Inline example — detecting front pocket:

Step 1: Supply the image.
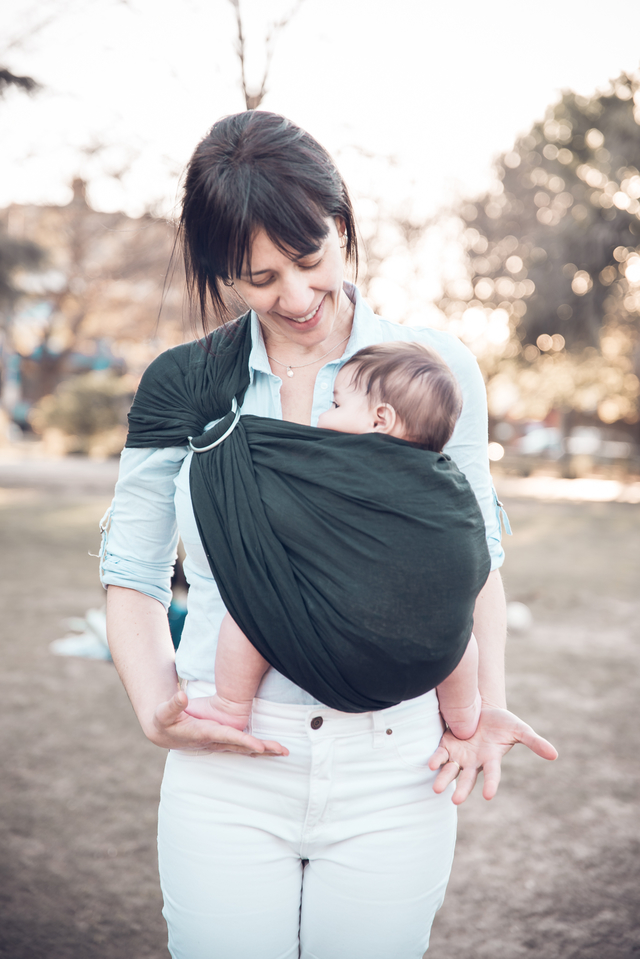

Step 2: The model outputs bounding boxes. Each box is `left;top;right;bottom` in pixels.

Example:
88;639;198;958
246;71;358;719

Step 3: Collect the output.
390;717;444;770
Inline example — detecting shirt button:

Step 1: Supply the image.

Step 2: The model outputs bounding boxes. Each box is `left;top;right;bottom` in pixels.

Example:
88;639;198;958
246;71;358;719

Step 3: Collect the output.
319;381;328;390
310;716;324;730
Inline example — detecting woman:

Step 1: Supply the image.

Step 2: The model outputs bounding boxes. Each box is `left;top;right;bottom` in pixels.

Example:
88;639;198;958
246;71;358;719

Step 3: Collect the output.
102;111;556;959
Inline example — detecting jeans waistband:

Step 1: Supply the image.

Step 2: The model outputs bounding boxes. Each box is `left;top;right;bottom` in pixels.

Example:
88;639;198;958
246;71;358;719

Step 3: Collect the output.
181;678;442;740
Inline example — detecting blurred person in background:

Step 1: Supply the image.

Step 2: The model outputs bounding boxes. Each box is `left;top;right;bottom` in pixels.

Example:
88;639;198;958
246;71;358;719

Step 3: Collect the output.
101;111;556;959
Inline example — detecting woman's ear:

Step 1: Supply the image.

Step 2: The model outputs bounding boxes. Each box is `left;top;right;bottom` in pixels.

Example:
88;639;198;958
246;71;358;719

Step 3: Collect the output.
372;403;398;435
335;217;347;247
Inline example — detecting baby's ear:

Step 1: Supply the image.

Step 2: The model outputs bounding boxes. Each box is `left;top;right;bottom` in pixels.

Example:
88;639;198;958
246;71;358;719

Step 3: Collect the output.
372;403;398;434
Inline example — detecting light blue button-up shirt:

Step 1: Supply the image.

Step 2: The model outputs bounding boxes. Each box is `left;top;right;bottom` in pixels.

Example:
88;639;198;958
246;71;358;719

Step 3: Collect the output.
100;283;505;704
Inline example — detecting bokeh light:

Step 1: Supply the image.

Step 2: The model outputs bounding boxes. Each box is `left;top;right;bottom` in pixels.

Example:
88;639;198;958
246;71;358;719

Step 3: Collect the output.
571;271;593;295
585;128;605;149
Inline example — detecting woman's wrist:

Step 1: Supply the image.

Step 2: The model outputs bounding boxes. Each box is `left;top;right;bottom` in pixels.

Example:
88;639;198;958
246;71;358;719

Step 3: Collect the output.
473;570;507;710
480;696;507;711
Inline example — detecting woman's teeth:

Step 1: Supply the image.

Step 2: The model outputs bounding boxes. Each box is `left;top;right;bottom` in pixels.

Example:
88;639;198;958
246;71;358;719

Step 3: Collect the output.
289;303;320;323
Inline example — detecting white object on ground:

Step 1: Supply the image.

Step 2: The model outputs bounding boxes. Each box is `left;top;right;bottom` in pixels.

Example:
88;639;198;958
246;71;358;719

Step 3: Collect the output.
493;476;640;503
507;601;533;633
50;607;111;661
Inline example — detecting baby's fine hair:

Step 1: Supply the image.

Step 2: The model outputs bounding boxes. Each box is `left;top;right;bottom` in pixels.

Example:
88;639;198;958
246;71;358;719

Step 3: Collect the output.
343;341;463;452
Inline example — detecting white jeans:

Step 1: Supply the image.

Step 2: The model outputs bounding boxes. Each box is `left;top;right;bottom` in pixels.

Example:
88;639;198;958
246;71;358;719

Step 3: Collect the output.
158;685;457;959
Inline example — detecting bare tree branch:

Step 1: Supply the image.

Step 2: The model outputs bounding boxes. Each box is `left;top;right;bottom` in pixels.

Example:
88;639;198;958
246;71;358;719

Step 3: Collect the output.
228;0;306;110
0;67;40;98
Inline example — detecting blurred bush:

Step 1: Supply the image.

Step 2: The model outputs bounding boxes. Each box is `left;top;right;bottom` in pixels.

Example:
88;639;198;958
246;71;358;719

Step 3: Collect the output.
29;371;134;458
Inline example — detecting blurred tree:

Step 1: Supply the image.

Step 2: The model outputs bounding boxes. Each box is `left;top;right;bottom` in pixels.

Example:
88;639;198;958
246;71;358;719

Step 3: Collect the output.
0;67;39;97
0;232;42;313
29;369;134;457
0;66;43;315
440;72;640;432
1;179;186;405
354;193;441;327
228;0;306;110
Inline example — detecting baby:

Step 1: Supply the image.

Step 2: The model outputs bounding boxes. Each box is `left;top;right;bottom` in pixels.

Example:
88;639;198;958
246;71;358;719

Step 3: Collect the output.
186;341;482;740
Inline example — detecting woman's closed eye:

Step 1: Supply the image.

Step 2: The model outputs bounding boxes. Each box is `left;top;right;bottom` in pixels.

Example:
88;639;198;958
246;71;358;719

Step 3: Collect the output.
242;257;322;287
248;274;275;288
298;256;323;271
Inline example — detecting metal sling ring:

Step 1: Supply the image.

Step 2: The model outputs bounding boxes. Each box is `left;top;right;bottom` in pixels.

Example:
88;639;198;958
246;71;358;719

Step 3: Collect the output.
188;397;241;452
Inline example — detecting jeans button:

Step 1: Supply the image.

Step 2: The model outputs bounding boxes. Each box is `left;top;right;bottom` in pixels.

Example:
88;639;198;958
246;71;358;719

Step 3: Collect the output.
310;716;323;730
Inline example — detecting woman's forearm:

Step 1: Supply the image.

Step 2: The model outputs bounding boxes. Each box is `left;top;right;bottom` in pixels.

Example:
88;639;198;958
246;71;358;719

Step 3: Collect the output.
106;585;179;738
472;569;507;709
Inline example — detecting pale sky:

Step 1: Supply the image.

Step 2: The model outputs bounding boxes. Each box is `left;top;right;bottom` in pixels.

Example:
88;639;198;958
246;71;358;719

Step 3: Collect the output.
2;0;640;315
3;0;640;213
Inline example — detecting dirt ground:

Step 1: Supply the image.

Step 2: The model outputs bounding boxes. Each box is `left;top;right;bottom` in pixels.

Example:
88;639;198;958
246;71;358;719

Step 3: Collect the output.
0;460;638;959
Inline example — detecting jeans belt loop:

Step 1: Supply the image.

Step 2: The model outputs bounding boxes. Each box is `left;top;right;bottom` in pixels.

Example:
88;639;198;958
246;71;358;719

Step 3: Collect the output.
372;709;387;749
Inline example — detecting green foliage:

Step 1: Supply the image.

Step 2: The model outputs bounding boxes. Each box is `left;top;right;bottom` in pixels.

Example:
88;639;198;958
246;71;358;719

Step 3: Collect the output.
30;371;133;439
442;72;640;426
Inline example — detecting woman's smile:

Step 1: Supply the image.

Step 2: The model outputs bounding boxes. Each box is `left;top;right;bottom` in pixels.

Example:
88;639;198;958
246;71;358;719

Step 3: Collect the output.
280;299;324;324
275;295;325;329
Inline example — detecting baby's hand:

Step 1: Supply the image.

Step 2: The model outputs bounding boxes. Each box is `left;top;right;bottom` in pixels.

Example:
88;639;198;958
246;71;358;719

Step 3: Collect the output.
185;693;251;732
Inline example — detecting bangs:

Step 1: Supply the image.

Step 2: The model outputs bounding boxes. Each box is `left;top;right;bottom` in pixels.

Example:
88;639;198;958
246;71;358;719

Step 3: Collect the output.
218;171;332;281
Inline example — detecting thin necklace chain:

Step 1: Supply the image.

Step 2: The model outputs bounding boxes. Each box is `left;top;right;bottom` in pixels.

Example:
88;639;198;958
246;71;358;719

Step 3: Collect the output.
267;332;351;377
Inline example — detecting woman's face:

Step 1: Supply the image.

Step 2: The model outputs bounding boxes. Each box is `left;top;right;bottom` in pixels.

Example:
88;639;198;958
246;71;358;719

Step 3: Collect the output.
231;218;353;350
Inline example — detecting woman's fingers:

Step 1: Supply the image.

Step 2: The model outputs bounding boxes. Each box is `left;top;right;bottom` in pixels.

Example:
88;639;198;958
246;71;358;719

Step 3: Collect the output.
187;724;286;755
452;766;479;805
428;707;558;805
432;763;457;794
234;734;289;756
516;723;559;761
248;738;289;757
155;689;189;727
480;757;502;801
428;744;452;772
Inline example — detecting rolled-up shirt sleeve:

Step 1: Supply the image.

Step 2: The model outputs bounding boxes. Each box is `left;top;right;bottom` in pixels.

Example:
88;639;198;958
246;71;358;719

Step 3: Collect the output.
440;337;505;571
99;446;188;608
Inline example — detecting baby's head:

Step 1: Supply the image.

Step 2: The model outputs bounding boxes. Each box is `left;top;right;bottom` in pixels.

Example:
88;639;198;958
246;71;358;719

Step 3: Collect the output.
317;341;462;452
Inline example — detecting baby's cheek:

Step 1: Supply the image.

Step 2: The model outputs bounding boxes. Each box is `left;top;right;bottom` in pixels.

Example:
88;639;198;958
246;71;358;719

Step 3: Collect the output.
317;409;334;429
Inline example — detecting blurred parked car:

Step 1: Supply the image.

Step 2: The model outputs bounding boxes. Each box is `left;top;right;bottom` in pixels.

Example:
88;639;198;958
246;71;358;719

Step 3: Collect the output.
516;426;564;458
490;421;638;476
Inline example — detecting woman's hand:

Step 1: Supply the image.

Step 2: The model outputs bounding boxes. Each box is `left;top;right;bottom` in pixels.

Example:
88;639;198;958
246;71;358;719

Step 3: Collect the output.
148;690;289;757
429;704;557;805
105;588;288;758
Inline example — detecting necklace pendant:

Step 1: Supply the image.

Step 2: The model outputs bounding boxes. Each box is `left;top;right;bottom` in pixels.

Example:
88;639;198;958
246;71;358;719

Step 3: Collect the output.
286;367;294;378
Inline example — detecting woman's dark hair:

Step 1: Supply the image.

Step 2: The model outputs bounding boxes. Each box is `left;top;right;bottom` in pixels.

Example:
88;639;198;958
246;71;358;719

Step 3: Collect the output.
180;111;358;330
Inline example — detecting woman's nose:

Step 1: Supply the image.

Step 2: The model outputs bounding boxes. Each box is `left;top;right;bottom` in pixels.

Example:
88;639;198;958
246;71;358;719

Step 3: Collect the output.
276;273;315;318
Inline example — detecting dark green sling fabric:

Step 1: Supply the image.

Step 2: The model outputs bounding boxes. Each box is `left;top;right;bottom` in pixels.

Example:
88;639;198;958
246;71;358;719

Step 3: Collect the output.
126;314;491;712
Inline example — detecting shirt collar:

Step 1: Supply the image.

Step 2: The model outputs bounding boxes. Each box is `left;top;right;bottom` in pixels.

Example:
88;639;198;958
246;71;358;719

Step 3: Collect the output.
248;311;272;379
